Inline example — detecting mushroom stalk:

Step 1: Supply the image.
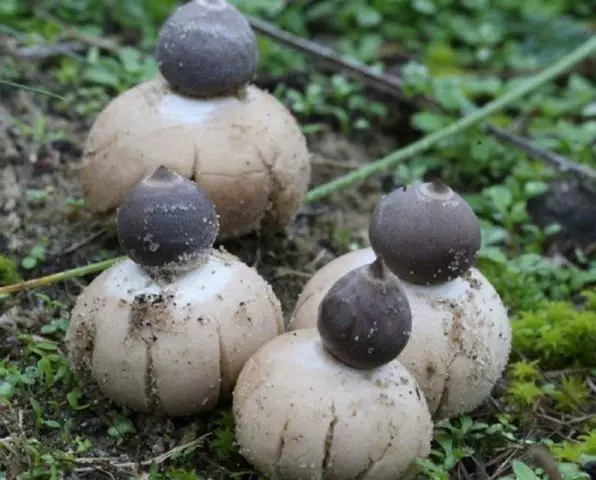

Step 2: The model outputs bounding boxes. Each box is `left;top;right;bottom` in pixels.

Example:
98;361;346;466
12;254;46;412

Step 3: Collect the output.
368;255;390;282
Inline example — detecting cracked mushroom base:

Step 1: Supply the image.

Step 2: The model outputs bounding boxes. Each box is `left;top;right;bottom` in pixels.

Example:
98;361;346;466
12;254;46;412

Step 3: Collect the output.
65;249;284;417
233;329;433;480
289;247;512;420
79;78;311;238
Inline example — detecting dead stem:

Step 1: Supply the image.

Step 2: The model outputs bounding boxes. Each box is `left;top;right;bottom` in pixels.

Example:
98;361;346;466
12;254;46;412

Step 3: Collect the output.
73;435;208;471
247;15;435;111
0;256;125;295
249;16;596;184
55;229;108;257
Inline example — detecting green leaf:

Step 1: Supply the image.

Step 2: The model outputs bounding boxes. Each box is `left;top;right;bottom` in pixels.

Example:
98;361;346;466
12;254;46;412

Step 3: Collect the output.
512;460;540;480
412;0;437;14
479;247;508;264
118;47;142;73
0;0;19;15
21;257;37;269
582;102;596;117
433;77;469;111
108;416;136;438
411;112;450;133
30;245;45;260
524;181;549;197
0;381;14;400
485;185;513;213
471;138;498;163
83;66;121;88
42;419;62;429
67;389;90;410
354;6;381;28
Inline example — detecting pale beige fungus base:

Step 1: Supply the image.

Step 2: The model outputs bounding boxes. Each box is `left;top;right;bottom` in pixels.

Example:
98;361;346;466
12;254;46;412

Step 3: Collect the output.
66;248;284;417
80;77;311;238
233;328;433;480
289;247;512;419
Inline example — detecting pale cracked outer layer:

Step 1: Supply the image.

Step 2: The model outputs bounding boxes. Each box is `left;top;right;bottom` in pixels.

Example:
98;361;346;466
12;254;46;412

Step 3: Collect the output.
80;78;311;238
288;247;512;420
65;249;284;417
233;328;433;480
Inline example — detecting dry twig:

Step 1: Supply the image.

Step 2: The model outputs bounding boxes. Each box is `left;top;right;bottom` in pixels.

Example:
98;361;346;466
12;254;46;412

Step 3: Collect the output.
248;16;596;182
34;11;120;52
247;15;439;111
54;228;108;257
12;42;86;61
73;435;207;473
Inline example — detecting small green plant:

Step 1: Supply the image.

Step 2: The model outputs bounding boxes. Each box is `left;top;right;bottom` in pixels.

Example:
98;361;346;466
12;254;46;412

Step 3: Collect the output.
107;414;137;444
10;116;66;146
477;252;596;313
21;244;47;270
26;189;51;207
552;431;596;464
274;73;388;135
81;46;158;92
417;415;515;479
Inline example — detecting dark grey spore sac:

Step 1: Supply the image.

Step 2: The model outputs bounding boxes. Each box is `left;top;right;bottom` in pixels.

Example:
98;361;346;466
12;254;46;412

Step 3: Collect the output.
116;166;219;268
317;258;412;370
155;0;258;97
369;180;481;285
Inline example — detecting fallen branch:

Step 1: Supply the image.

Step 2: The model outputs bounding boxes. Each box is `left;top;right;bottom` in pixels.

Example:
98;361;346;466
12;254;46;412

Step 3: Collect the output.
35;11;120;52
247;16;439;111
11;41;86;61
305;35;596;202
73;435;207;472
249;16;596;183
484;124;596;181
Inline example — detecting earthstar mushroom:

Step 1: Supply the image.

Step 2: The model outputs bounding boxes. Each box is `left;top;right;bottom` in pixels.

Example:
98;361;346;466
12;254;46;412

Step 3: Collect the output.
80;0;311;238
66;167;284;417
289;181;512;419
233;262;432;480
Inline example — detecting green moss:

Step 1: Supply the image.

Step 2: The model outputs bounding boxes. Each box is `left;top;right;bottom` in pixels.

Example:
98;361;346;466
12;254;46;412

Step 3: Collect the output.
551;430;596;462
511;291;596;370
478;254;595;313
0;254;21;286
505;360;592;414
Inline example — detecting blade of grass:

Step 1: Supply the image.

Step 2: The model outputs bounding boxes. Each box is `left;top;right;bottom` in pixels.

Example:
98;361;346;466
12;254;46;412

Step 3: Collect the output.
0;257;125;295
0;79;65;100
